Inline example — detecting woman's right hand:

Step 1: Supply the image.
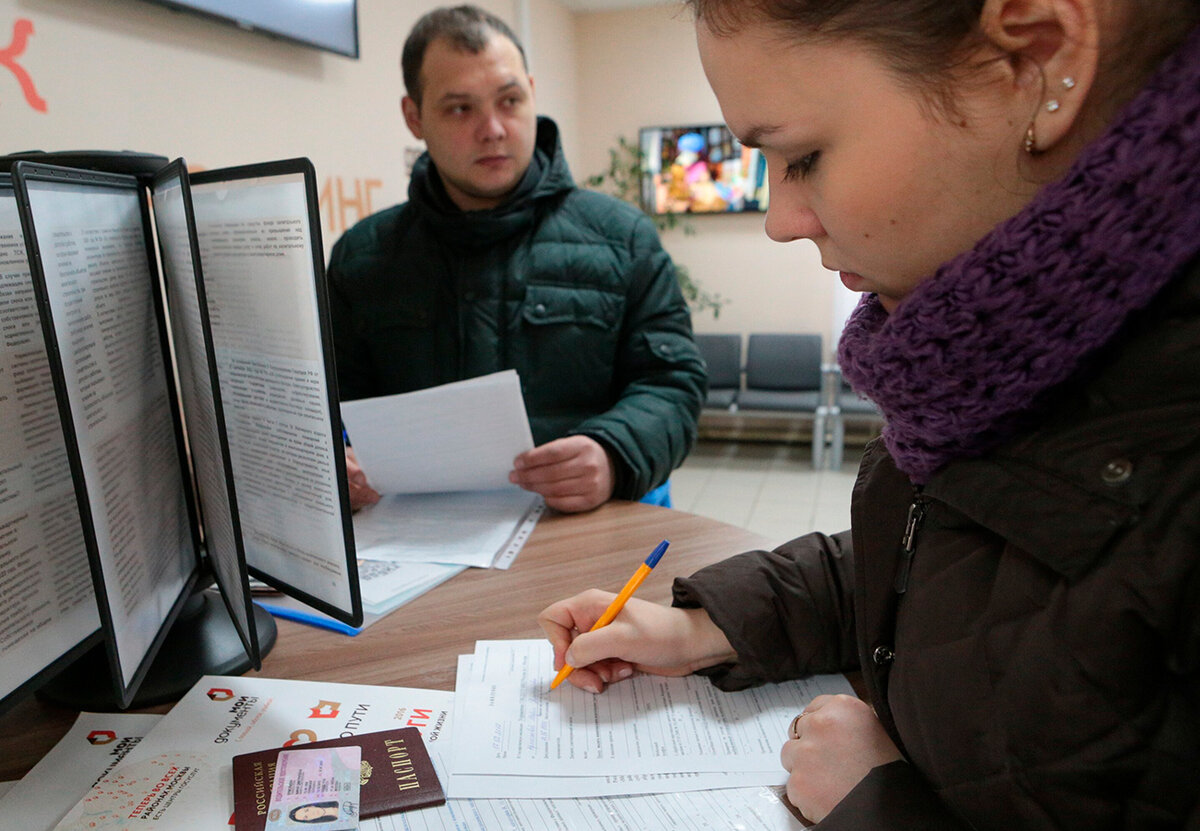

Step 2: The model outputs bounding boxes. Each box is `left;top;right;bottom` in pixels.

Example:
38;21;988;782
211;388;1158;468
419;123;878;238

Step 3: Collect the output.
538;591;737;693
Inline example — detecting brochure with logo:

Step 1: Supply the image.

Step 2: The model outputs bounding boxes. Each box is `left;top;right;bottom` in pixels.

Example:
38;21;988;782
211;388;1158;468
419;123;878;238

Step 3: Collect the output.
51;676;452;831
0;712;162;831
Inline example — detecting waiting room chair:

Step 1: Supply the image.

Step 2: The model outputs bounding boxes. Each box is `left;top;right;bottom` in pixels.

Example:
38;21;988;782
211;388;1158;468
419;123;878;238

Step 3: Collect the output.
694;333;742;410
739;333;824;412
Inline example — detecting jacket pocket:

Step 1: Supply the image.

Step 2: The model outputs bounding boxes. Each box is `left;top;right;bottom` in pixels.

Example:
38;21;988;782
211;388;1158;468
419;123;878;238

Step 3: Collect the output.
521;284;623;331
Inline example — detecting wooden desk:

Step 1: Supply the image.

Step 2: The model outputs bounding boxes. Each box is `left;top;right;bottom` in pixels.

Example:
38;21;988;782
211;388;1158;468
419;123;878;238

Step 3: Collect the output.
0;501;774;783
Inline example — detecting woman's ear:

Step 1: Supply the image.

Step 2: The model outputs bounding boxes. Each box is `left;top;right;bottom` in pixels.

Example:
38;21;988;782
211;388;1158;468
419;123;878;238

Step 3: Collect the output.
979;0;1101;153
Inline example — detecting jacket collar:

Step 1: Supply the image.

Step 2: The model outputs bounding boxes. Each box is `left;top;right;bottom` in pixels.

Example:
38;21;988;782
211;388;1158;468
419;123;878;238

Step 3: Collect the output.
408;116;574;248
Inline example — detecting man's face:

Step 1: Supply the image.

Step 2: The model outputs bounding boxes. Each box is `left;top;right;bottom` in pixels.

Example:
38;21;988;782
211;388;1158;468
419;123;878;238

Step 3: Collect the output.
402;33;537;212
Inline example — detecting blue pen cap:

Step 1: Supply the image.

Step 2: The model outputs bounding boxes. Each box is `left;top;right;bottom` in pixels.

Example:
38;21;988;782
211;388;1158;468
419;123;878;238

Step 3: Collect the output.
644;540;670;568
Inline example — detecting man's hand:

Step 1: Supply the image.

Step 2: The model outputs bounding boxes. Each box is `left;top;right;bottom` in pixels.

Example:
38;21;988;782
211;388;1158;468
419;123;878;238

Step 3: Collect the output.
510;435;615;513
344;446;380;511
781;695;904;823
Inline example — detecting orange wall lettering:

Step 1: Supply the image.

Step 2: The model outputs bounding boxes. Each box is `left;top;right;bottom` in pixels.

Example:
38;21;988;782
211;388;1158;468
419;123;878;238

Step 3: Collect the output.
319;175;384;237
1;17;47;112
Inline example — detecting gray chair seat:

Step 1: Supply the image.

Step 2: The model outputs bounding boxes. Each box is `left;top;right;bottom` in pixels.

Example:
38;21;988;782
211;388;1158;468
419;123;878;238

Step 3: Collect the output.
736;389;824;411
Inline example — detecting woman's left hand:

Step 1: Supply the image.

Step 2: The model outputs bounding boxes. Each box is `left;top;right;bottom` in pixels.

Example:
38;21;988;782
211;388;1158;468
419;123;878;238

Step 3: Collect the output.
781;694;904;823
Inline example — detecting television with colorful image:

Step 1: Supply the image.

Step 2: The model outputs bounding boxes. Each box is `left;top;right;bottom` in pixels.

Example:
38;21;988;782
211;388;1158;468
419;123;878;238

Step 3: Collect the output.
639;124;769;215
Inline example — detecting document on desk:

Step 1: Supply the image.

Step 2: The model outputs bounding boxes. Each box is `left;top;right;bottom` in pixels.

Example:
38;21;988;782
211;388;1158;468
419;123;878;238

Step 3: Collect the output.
0;711;162;831
52;675;454;831
340;371;541;568
450;640;854;782
448;655;786;798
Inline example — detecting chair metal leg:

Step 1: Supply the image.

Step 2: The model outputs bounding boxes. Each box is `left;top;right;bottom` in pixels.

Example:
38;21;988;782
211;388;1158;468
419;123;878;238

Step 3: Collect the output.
812;407;827;469
830;411;845;470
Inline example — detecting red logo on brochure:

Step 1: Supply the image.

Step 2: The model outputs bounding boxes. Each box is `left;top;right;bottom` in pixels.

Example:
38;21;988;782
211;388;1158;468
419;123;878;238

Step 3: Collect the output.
208;688;235;701
308;700;341;719
86;730;117;745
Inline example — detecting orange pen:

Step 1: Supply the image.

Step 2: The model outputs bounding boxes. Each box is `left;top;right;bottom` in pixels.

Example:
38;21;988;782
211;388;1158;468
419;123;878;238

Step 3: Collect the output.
550;540;670;690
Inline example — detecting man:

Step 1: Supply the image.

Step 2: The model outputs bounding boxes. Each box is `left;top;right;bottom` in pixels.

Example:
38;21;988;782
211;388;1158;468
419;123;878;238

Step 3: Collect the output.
328;5;706;514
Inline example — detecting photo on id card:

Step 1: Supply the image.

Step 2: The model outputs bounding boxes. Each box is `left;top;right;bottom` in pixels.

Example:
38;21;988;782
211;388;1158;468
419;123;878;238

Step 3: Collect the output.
264;746;361;830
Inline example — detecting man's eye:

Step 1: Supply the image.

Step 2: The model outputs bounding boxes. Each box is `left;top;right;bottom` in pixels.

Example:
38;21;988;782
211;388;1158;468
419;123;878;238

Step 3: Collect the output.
782;151;820;182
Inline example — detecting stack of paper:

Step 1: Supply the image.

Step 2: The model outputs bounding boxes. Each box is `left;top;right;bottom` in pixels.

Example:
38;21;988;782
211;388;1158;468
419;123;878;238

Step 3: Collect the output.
447;639;854;799
263;371;544;632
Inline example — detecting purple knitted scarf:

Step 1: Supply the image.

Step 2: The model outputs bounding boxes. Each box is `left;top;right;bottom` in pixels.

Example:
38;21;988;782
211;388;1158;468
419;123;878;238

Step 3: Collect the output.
838;26;1200;484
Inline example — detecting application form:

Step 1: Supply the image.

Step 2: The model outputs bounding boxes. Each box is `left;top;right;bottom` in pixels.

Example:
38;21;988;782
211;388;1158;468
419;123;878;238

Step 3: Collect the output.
450;640;854;786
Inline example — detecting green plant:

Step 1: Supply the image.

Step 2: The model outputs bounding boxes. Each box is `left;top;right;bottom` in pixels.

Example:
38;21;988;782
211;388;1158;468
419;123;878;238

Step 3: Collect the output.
585;136;726;318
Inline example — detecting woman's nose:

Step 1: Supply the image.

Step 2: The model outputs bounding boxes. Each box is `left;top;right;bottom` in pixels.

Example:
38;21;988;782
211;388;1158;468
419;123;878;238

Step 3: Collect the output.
765;197;824;243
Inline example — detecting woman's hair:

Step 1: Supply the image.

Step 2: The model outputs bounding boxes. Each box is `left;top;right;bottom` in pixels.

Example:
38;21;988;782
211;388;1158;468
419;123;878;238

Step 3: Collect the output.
288;801;340;823
683;0;1199;117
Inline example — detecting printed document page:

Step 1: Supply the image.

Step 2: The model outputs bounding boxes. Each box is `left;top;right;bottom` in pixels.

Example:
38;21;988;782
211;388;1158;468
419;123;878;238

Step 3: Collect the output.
0;712;161;831
24;177;194;689
0;186;98;702
451;640;854;781
351;488;540;568
448;655;784;798
191;173;353;611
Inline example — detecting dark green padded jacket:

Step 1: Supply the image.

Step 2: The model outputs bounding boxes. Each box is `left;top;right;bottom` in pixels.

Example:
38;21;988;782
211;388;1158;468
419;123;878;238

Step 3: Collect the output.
327;118;706;500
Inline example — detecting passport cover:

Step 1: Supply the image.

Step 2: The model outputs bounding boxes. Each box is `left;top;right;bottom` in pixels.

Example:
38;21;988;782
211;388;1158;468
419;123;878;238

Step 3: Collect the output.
232;727;444;830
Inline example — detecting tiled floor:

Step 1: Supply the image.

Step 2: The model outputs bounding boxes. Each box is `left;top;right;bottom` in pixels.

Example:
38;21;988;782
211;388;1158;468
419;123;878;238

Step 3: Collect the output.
671;440;864;548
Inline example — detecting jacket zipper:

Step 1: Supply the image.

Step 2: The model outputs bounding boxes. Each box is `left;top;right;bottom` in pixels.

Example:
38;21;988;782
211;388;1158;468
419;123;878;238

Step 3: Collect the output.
894;487;926;594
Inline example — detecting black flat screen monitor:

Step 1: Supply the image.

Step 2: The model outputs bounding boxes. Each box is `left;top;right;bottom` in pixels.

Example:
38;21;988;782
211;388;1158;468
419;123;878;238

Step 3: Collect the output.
639;123;769;215
141;0;359;58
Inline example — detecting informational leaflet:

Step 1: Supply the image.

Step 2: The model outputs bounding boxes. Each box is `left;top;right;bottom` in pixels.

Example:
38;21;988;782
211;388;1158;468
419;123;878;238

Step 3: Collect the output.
53;676;453;831
450;640;854;782
0;711;162;831
0;183;98;703
190;173;353;611
23;176;195;690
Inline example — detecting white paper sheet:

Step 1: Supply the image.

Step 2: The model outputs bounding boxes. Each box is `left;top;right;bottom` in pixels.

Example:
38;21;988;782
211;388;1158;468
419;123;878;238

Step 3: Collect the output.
450;640;855;782
339;370;534;495
0;711;162;831
448;655;786;799
352;489;541;567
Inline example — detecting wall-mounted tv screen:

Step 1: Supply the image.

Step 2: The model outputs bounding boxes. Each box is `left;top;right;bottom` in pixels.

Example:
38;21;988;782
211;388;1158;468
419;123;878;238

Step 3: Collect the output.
140;0;359;59
640;124;768;215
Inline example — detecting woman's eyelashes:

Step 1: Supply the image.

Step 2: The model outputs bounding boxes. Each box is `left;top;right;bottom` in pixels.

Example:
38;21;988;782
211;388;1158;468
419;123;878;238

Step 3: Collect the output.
782;151;820;182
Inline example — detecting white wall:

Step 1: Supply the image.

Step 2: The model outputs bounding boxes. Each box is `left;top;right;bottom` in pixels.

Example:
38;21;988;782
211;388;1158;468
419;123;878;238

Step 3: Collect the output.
573;4;851;354
0;0;578;258
1;0;848;349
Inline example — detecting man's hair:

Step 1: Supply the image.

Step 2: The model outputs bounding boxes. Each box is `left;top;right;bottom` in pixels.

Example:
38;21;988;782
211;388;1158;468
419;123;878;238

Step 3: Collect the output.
402;5;527;108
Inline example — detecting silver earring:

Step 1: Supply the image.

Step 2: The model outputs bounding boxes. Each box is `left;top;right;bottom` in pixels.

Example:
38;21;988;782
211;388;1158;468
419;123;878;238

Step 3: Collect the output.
1046;99;1061;112
1062;77;1077;89
1024;123;1039;155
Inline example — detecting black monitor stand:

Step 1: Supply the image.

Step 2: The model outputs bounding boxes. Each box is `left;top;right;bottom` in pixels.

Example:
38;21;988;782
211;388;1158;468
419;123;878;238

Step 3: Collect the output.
36;587;277;711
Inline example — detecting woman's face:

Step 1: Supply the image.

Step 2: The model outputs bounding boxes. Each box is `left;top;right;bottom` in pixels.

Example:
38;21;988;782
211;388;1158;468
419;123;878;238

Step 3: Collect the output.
697;22;1041;311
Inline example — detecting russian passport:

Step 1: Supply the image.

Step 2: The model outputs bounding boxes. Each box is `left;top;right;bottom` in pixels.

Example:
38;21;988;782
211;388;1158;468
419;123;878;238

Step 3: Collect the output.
232;727;445;831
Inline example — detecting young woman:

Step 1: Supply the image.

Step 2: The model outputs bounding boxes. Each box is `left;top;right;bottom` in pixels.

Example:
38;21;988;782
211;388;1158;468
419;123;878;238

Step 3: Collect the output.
539;0;1200;827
